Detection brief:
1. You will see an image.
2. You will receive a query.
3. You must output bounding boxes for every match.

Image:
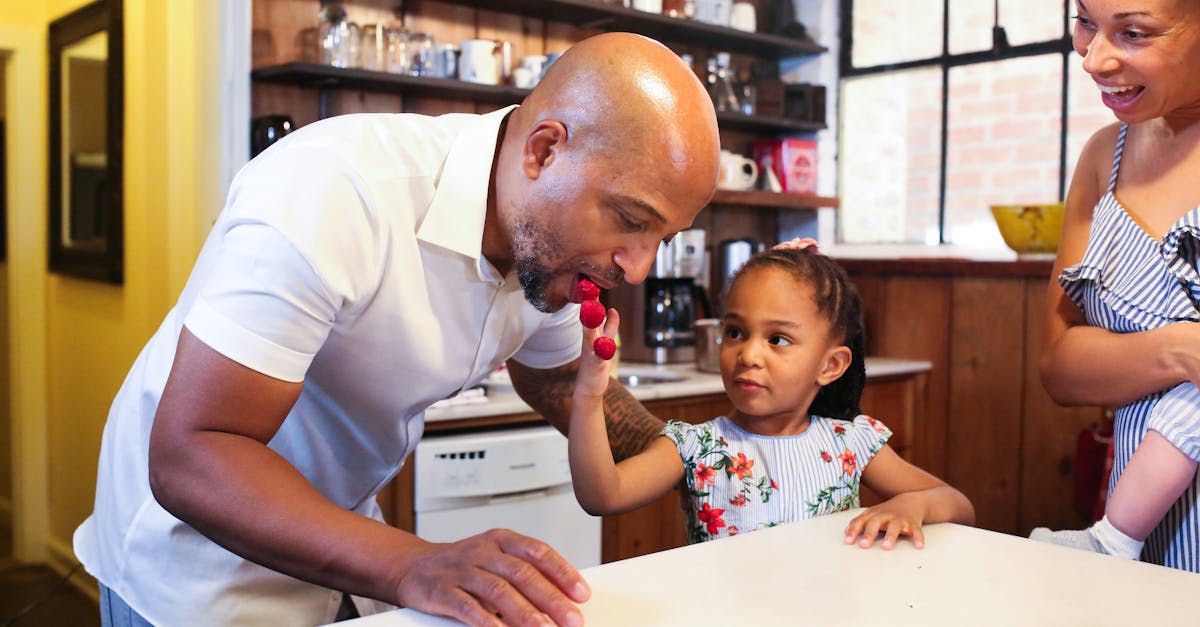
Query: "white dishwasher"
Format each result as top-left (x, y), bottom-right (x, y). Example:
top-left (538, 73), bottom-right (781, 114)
top-left (413, 425), bottom-right (602, 569)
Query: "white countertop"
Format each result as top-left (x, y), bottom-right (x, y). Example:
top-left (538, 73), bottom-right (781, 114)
top-left (426, 357), bottom-right (932, 423)
top-left (340, 508), bottom-right (1199, 626)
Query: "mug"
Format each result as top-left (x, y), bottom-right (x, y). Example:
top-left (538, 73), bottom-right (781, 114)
top-left (717, 150), bottom-right (759, 191)
top-left (730, 1), bottom-right (756, 32)
top-left (458, 39), bottom-right (511, 85)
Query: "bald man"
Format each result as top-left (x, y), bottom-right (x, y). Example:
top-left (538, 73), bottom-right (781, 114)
top-left (73, 33), bottom-right (719, 626)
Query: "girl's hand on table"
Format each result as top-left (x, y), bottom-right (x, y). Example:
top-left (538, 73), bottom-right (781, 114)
top-left (844, 493), bottom-right (929, 550)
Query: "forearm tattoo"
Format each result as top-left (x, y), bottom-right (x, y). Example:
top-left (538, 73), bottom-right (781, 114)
top-left (507, 359), bottom-right (664, 461)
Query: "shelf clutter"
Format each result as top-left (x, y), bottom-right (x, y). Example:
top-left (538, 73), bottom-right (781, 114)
top-left (251, 0), bottom-right (838, 211)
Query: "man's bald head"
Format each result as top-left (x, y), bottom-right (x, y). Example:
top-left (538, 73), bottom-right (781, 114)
top-left (486, 33), bottom-right (721, 312)
top-left (513, 32), bottom-right (719, 175)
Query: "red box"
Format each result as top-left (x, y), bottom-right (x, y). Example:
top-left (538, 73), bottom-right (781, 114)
top-left (752, 138), bottom-right (818, 195)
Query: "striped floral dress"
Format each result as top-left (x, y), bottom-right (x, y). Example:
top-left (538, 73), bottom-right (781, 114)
top-left (1059, 123), bottom-right (1200, 572)
top-left (662, 415), bottom-right (891, 544)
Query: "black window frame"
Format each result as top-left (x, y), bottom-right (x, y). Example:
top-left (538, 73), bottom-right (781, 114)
top-left (838, 0), bottom-right (1075, 244)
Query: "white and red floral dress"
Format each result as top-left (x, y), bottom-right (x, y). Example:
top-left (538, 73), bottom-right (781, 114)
top-left (662, 415), bottom-right (891, 544)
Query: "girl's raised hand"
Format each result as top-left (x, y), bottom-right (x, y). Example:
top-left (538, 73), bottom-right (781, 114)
top-left (843, 493), bottom-right (929, 550)
top-left (574, 307), bottom-right (620, 402)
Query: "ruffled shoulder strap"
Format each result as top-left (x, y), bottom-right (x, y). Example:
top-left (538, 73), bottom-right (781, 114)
top-left (1107, 123), bottom-right (1127, 195)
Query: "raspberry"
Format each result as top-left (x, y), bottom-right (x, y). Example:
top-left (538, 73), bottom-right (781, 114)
top-left (571, 278), bottom-right (601, 304)
top-left (593, 336), bottom-right (617, 360)
top-left (579, 300), bottom-right (607, 329)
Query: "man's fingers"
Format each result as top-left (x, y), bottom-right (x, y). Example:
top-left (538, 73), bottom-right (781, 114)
top-left (495, 531), bottom-right (590, 603)
top-left (481, 532), bottom-right (586, 626)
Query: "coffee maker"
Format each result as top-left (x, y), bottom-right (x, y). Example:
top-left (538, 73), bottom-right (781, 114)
top-left (609, 229), bottom-right (709, 364)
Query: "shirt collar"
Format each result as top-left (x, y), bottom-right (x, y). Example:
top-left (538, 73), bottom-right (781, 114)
top-left (417, 105), bottom-right (518, 283)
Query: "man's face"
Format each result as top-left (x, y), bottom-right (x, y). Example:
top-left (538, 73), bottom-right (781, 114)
top-left (512, 146), bottom-right (707, 313)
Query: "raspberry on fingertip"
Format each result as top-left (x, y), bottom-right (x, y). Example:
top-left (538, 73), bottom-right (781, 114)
top-left (593, 336), bottom-right (616, 360)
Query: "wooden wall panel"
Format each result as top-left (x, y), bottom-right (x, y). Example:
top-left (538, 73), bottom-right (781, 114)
top-left (947, 278), bottom-right (1026, 533)
top-left (877, 276), bottom-right (951, 478)
top-left (1019, 278), bottom-right (1104, 536)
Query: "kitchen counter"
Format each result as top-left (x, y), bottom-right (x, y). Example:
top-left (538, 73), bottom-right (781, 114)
top-left (426, 357), bottom-right (932, 423)
top-left (826, 243), bottom-right (1057, 279)
top-left (341, 508), bottom-right (1198, 626)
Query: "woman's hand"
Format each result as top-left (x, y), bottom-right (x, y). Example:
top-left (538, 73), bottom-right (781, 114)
top-left (844, 493), bottom-right (929, 550)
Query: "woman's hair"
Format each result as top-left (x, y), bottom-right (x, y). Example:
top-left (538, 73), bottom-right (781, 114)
top-left (729, 247), bottom-right (866, 420)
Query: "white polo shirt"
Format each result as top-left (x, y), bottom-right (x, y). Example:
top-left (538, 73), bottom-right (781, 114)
top-left (73, 106), bottom-right (581, 626)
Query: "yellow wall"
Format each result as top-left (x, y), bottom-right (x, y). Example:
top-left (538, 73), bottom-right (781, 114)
top-left (0, 59), bottom-right (9, 522)
top-left (2, 0), bottom-right (224, 568)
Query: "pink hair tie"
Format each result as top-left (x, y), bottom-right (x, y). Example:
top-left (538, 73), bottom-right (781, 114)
top-left (772, 237), bottom-right (819, 253)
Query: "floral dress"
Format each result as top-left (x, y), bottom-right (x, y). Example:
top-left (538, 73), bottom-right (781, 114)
top-left (1058, 123), bottom-right (1200, 572)
top-left (662, 415), bottom-right (891, 544)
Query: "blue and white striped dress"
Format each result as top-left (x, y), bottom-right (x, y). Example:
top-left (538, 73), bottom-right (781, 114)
top-left (1059, 123), bottom-right (1200, 572)
top-left (663, 415), bottom-right (891, 544)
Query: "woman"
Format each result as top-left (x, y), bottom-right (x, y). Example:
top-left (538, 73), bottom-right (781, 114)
top-left (1034, 0), bottom-right (1200, 572)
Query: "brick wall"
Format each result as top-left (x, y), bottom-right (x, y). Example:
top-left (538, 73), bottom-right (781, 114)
top-left (840, 3), bottom-right (1113, 246)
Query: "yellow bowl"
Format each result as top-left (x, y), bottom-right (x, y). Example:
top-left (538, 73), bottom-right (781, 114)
top-left (989, 203), bottom-right (1065, 254)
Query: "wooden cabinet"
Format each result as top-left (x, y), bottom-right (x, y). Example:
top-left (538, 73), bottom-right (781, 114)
top-left (844, 259), bottom-right (1107, 537)
top-left (384, 367), bottom-right (929, 564)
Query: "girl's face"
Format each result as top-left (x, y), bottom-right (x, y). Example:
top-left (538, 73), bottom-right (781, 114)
top-left (1072, 0), bottom-right (1200, 123)
top-left (719, 266), bottom-right (851, 435)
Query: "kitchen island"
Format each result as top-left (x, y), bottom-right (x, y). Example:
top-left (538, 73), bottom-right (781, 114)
top-left (341, 508), bottom-right (1198, 626)
top-left (381, 357), bottom-right (933, 563)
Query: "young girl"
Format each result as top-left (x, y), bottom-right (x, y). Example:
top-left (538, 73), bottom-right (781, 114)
top-left (569, 242), bottom-right (974, 548)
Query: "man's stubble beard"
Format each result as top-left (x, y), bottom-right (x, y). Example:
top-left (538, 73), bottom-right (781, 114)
top-left (511, 217), bottom-right (567, 313)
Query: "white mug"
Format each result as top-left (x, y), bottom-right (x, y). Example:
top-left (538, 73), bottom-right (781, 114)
top-left (730, 1), bottom-right (756, 32)
top-left (458, 39), bottom-right (501, 84)
top-left (519, 54), bottom-right (548, 78)
top-left (718, 150), bottom-right (759, 190)
top-left (720, 150), bottom-right (758, 188)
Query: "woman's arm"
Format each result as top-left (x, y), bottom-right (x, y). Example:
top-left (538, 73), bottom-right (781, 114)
top-left (1041, 123), bottom-right (1200, 406)
top-left (846, 445), bottom-right (974, 549)
top-left (567, 309), bottom-right (685, 515)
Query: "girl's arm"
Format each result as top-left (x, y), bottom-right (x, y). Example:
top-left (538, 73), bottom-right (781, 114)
top-left (1041, 123), bottom-right (1200, 407)
top-left (568, 309), bottom-right (685, 516)
top-left (846, 445), bottom-right (975, 550)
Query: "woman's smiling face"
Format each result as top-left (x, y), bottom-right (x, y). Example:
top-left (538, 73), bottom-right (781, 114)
top-left (1072, 0), bottom-right (1200, 123)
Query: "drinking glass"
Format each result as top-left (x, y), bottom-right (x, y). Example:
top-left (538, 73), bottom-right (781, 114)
top-left (405, 32), bottom-right (435, 77)
top-left (360, 24), bottom-right (396, 72)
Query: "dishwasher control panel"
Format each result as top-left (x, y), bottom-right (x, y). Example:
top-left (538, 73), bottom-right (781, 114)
top-left (414, 425), bottom-right (572, 510)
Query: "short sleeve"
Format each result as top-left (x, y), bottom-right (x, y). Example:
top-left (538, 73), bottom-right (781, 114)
top-left (509, 303), bottom-right (583, 369)
top-left (184, 224), bottom-right (338, 383)
top-left (662, 420), bottom-right (707, 461)
top-left (183, 143), bottom-right (384, 382)
top-left (848, 414), bottom-right (893, 467)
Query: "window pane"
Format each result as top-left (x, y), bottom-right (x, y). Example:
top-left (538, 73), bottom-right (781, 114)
top-left (840, 67), bottom-right (943, 244)
top-left (950, 0), bottom-right (1066, 54)
top-left (851, 0), bottom-right (943, 68)
top-left (1000, 0), bottom-right (1067, 46)
top-left (944, 55), bottom-right (1063, 248)
top-left (1065, 51), bottom-right (1116, 192)
top-left (948, 0), bottom-right (992, 55)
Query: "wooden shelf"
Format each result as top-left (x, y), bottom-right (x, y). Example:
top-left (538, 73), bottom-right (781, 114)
top-left (251, 62), bottom-right (532, 106)
top-left (251, 62), bottom-right (827, 133)
top-left (710, 189), bottom-right (839, 210)
top-left (446, 0), bottom-right (826, 59)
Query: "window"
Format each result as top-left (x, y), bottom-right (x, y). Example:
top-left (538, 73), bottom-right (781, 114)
top-left (838, 1), bottom-right (1112, 246)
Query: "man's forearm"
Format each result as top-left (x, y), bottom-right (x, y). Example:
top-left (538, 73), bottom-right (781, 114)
top-left (598, 383), bottom-right (664, 460)
top-left (506, 359), bottom-right (663, 460)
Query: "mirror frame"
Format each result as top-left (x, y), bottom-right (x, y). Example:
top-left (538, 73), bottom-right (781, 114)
top-left (48, 0), bottom-right (124, 283)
